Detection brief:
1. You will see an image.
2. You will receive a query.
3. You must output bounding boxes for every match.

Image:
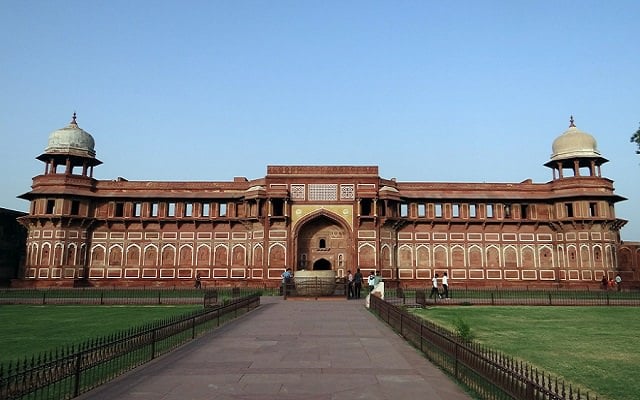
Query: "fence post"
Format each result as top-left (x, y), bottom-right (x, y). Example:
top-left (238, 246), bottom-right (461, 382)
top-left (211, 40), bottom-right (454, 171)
top-left (73, 350), bottom-right (82, 397)
top-left (151, 330), bottom-right (157, 360)
top-left (158, 291), bottom-right (161, 305)
top-left (42, 291), bottom-right (46, 305)
top-left (420, 322), bottom-right (424, 352)
top-left (192, 316), bottom-right (196, 339)
top-left (491, 292), bottom-right (495, 305)
top-left (548, 292), bottom-right (552, 305)
top-left (525, 381), bottom-right (535, 400)
top-left (100, 291), bottom-right (104, 305)
top-left (454, 343), bottom-right (459, 379)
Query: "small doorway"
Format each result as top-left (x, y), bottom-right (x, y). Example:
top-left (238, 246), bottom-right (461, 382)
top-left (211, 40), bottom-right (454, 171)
top-left (313, 258), bottom-right (331, 270)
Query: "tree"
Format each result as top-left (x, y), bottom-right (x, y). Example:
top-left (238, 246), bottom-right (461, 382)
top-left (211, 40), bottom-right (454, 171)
top-left (632, 123), bottom-right (640, 155)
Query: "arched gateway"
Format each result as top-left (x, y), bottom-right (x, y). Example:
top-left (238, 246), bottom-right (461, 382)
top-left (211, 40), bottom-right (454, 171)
top-left (294, 212), bottom-right (352, 276)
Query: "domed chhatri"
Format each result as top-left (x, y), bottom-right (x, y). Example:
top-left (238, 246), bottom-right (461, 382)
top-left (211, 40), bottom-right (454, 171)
top-left (550, 116), bottom-right (601, 162)
top-left (45, 113), bottom-right (96, 158)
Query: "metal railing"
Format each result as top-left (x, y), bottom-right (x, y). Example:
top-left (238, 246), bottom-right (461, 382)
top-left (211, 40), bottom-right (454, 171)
top-left (369, 295), bottom-right (597, 400)
top-left (0, 286), bottom-right (263, 306)
top-left (0, 294), bottom-right (260, 400)
top-left (382, 287), bottom-right (640, 307)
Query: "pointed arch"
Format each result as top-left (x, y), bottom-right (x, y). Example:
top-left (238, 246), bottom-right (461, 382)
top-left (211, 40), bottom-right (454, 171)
top-left (566, 245), bottom-right (578, 268)
top-left (232, 244), bottom-right (246, 266)
top-left (605, 244), bottom-right (615, 269)
top-left (179, 244), bottom-right (193, 266)
top-left (143, 244), bottom-right (158, 266)
top-left (539, 245), bottom-right (554, 268)
top-left (556, 245), bottom-right (565, 269)
top-left (416, 244), bottom-right (430, 268)
top-left (108, 244), bottom-right (123, 266)
top-left (380, 244), bottom-right (392, 267)
top-left (79, 243), bottom-right (87, 267)
top-left (90, 244), bottom-right (106, 266)
top-left (268, 243), bottom-right (286, 268)
top-left (521, 245), bottom-right (535, 269)
top-left (126, 244), bottom-right (141, 266)
top-left (468, 245), bottom-right (482, 267)
top-left (358, 242), bottom-right (376, 267)
top-left (29, 243), bottom-right (39, 266)
top-left (161, 244), bottom-right (176, 267)
top-left (294, 209), bottom-right (352, 270)
top-left (503, 245), bottom-right (518, 268)
top-left (451, 245), bottom-right (465, 267)
top-left (196, 244), bottom-right (211, 266)
top-left (397, 244), bottom-right (412, 267)
top-left (53, 243), bottom-right (64, 266)
top-left (293, 209), bottom-right (352, 238)
top-left (486, 245), bottom-right (500, 268)
top-left (66, 243), bottom-right (77, 266)
top-left (214, 244), bottom-right (229, 266)
top-left (253, 244), bottom-right (264, 268)
top-left (580, 244), bottom-right (591, 268)
top-left (434, 245), bottom-right (448, 268)
top-left (593, 245), bottom-right (603, 268)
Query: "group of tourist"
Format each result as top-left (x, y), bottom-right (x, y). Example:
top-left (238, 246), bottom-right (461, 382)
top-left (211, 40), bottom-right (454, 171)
top-left (346, 268), bottom-right (382, 299)
top-left (429, 272), bottom-right (449, 300)
top-left (601, 273), bottom-right (622, 291)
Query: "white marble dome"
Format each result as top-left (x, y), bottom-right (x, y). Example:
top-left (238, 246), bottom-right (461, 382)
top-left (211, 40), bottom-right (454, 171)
top-left (550, 117), bottom-right (601, 161)
top-left (45, 113), bottom-right (96, 158)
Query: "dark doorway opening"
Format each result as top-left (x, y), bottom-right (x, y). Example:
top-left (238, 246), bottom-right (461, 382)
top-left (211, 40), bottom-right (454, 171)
top-left (313, 258), bottom-right (331, 271)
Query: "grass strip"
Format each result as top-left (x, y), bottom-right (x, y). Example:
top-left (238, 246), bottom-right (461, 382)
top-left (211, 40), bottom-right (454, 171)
top-left (413, 306), bottom-right (639, 400)
top-left (0, 305), bottom-right (201, 363)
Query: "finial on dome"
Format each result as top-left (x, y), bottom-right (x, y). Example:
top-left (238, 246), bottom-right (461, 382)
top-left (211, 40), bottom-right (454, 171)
top-left (569, 115), bottom-right (575, 128)
top-left (71, 112), bottom-right (78, 125)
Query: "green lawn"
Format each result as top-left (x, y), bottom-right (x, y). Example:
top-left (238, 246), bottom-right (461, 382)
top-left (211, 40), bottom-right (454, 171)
top-left (0, 305), bottom-right (202, 363)
top-left (413, 306), bottom-right (639, 400)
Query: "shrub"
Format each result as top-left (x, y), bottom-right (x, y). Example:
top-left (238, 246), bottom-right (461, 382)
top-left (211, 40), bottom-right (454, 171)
top-left (454, 317), bottom-right (475, 343)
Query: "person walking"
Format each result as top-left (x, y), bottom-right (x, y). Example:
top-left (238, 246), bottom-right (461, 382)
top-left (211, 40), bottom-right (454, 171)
top-left (601, 275), bottom-right (608, 290)
top-left (353, 268), bottom-right (364, 299)
top-left (367, 271), bottom-right (376, 293)
top-left (429, 273), bottom-right (440, 300)
top-left (615, 273), bottom-right (622, 291)
top-left (347, 270), bottom-right (354, 299)
top-left (194, 272), bottom-right (202, 289)
top-left (442, 272), bottom-right (449, 299)
top-left (281, 268), bottom-right (293, 296)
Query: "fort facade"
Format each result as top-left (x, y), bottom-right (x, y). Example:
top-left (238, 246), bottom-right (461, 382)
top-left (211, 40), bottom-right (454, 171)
top-left (15, 115), bottom-right (640, 288)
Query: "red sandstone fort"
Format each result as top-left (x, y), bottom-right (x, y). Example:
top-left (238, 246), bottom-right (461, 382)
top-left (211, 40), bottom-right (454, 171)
top-left (13, 114), bottom-right (640, 288)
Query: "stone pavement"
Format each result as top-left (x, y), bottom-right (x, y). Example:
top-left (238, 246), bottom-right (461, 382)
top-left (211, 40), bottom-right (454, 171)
top-left (77, 296), bottom-right (472, 400)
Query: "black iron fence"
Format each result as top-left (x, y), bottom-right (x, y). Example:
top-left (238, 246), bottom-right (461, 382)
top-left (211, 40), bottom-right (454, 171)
top-left (0, 294), bottom-right (260, 400)
top-left (370, 295), bottom-right (596, 400)
top-left (0, 286), bottom-right (265, 306)
top-left (382, 286), bottom-right (640, 307)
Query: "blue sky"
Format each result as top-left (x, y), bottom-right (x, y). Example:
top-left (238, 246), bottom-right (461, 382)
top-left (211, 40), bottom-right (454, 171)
top-left (1, 1), bottom-right (639, 240)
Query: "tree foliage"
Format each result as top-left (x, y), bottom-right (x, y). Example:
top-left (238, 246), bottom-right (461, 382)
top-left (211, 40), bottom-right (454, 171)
top-left (632, 123), bottom-right (640, 155)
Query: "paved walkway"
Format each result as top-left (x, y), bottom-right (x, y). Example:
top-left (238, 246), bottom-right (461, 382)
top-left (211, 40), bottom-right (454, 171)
top-left (77, 296), bottom-right (472, 400)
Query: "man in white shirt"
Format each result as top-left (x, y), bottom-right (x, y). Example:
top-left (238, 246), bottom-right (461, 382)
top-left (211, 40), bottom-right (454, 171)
top-left (367, 272), bottom-right (376, 293)
top-left (429, 274), bottom-right (440, 300)
top-left (442, 272), bottom-right (449, 299)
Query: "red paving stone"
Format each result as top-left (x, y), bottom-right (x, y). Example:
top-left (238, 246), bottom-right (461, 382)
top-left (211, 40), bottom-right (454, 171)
top-left (77, 296), bottom-right (472, 400)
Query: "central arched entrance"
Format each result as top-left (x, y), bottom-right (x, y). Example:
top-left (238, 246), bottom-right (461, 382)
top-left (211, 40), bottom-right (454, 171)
top-left (294, 212), bottom-right (351, 276)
